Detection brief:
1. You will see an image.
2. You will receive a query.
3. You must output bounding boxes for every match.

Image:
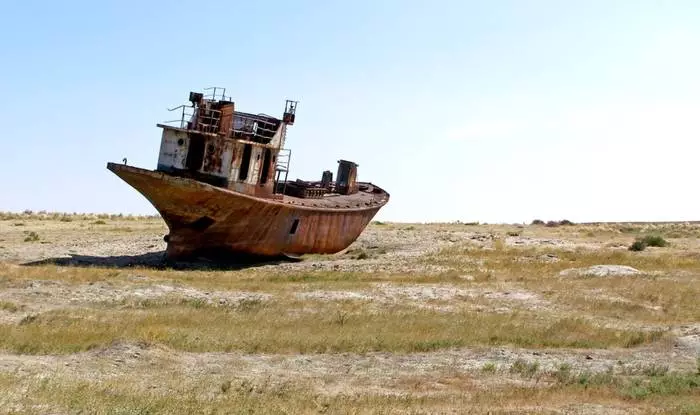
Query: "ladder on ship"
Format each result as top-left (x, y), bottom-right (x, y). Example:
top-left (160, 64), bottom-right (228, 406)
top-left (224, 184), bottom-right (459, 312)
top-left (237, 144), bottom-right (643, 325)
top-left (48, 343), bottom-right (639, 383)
top-left (273, 148), bottom-right (291, 195)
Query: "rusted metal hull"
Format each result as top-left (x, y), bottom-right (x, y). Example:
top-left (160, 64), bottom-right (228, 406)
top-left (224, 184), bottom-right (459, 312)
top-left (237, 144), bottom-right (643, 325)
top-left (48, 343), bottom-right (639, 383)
top-left (106, 163), bottom-right (388, 260)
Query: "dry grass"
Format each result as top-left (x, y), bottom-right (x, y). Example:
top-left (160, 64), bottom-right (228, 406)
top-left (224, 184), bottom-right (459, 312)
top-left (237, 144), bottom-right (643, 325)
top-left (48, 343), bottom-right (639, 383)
top-left (0, 297), bottom-right (665, 354)
top-left (422, 243), bottom-right (700, 326)
top-left (426, 243), bottom-right (700, 280)
top-left (0, 263), bottom-right (464, 294)
top-left (1, 218), bottom-right (699, 413)
top-left (0, 368), bottom-right (697, 414)
top-left (529, 274), bottom-right (700, 324)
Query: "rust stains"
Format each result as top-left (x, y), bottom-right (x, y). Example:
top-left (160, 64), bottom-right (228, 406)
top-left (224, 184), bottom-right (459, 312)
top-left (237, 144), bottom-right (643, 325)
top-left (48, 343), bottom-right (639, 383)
top-left (107, 163), bottom-right (388, 260)
top-left (202, 137), bottom-right (225, 175)
top-left (111, 88), bottom-right (389, 261)
top-left (336, 160), bottom-right (359, 195)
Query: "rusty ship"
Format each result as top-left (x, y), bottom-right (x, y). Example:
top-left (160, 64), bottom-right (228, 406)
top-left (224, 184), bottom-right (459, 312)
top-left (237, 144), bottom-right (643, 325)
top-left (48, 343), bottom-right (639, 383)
top-left (107, 87), bottom-right (389, 260)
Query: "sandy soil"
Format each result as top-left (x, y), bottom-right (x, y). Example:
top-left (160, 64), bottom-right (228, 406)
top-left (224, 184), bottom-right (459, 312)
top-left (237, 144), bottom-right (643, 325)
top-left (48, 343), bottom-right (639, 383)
top-left (0, 216), bottom-right (698, 414)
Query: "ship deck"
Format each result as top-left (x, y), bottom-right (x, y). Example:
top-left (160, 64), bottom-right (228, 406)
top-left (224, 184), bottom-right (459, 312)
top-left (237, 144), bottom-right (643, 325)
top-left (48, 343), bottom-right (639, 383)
top-left (106, 163), bottom-right (389, 212)
top-left (276, 184), bottom-right (388, 209)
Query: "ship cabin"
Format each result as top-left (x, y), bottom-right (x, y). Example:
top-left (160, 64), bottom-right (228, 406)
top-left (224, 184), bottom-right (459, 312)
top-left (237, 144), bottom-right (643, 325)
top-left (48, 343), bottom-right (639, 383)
top-left (155, 88), bottom-right (361, 201)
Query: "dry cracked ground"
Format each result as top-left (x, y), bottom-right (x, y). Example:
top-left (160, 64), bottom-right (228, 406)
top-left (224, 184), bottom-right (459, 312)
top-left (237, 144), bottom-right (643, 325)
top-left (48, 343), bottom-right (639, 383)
top-left (0, 212), bottom-right (698, 414)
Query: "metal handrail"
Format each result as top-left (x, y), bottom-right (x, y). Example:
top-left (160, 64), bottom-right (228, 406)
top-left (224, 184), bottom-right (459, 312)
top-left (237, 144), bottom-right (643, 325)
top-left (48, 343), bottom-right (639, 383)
top-left (164, 105), bottom-right (194, 128)
top-left (232, 126), bottom-right (278, 135)
top-left (203, 86), bottom-right (230, 102)
top-left (162, 96), bottom-right (283, 140)
top-left (193, 107), bottom-right (222, 133)
top-left (235, 113), bottom-right (277, 128)
top-left (273, 148), bottom-right (292, 195)
top-left (230, 113), bottom-right (279, 139)
top-left (162, 104), bottom-right (223, 133)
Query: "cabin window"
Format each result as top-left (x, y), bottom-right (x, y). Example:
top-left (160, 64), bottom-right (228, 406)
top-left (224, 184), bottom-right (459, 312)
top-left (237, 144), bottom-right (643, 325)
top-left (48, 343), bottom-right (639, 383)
top-left (289, 219), bottom-right (299, 235)
top-left (238, 144), bottom-right (252, 181)
top-left (260, 148), bottom-right (272, 184)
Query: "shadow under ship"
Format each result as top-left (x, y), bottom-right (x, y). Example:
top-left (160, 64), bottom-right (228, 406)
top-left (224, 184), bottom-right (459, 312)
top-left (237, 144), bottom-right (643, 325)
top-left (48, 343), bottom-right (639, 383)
top-left (107, 87), bottom-right (390, 260)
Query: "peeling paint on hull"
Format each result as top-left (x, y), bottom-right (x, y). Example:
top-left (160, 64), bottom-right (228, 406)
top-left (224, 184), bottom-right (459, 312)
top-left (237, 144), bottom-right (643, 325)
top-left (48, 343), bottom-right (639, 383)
top-left (106, 163), bottom-right (388, 259)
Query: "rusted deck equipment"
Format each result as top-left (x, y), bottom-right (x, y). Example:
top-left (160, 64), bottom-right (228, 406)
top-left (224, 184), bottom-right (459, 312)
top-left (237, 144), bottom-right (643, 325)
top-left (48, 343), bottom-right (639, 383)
top-left (107, 87), bottom-right (389, 260)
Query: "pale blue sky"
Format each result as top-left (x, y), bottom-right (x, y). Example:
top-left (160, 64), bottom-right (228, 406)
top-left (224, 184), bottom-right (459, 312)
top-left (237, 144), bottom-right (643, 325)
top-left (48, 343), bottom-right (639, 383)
top-left (1, 0), bottom-right (699, 223)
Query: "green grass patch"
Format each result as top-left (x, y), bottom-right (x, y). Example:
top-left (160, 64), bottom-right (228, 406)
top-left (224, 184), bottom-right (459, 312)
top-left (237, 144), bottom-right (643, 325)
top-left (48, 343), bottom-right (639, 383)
top-left (0, 301), bottom-right (21, 312)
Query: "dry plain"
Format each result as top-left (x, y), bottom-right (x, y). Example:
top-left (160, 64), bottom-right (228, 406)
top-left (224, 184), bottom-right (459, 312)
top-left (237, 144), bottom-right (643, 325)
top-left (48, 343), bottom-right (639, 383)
top-left (0, 212), bottom-right (698, 414)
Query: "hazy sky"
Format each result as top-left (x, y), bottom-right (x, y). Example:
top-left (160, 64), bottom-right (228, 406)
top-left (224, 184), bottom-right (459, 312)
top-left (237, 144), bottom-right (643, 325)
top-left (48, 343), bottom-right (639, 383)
top-left (1, 0), bottom-right (699, 223)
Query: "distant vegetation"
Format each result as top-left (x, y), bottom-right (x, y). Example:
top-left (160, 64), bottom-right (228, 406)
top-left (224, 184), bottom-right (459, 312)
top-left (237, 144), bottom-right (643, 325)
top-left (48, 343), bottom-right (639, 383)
top-left (0, 211), bottom-right (160, 221)
top-left (531, 219), bottom-right (575, 227)
top-left (629, 235), bottom-right (669, 252)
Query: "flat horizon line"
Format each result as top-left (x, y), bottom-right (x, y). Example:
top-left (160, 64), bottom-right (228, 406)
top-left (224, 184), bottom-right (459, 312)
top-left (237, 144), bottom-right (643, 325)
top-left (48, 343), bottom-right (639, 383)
top-left (1, 210), bottom-right (700, 226)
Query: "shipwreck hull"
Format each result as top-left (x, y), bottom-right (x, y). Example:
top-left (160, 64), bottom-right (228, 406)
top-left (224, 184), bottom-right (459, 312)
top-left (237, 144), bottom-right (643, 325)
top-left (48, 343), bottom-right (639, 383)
top-left (107, 163), bottom-right (387, 259)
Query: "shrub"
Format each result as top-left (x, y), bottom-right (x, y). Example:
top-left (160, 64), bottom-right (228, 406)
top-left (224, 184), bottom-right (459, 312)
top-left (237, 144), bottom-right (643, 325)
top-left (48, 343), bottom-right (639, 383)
top-left (552, 363), bottom-right (573, 384)
top-left (23, 231), bottom-right (39, 242)
top-left (640, 235), bottom-right (668, 248)
top-left (559, 219), bottom-right (575, 226)
top-left (629, 240), bottom-right (646, 251)
top-left (510, 358), bottom-right (540, 379)
top-left (346, 248), bottom-right (373, 260)
top-left (642, 364), bottom-right (669, 377)
top-left (629, 235), bottom-right (668, 252)
top-left (545, 221), bottom-right (560, 227)
top-left (531, 219), bottom-right (545, 225)
top-left (481, 362), bottom-right (497, 373)
top-left (220, 380), bottom-right (231, 393)
top-left (0, 301), bottom-right (20, 312)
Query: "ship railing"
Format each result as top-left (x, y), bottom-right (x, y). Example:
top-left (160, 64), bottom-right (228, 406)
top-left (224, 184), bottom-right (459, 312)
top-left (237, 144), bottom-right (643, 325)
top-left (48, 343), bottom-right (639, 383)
top-left (203, 86), bottom-right (231, 102)
top-left (235, 113), bottom-right (277, 131)
top-left (231, 113), bottom-right (278, 137)
top-left (275, 148), bottom-right (291, 171)
top-left (164, 105), bottom-right (194, 129)
top-left (164, 105), bottom-right (222, 133)
top-left (194, 107), bottom-right (222, 134)
top-left (273, 148), bottom-right (292, 195)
